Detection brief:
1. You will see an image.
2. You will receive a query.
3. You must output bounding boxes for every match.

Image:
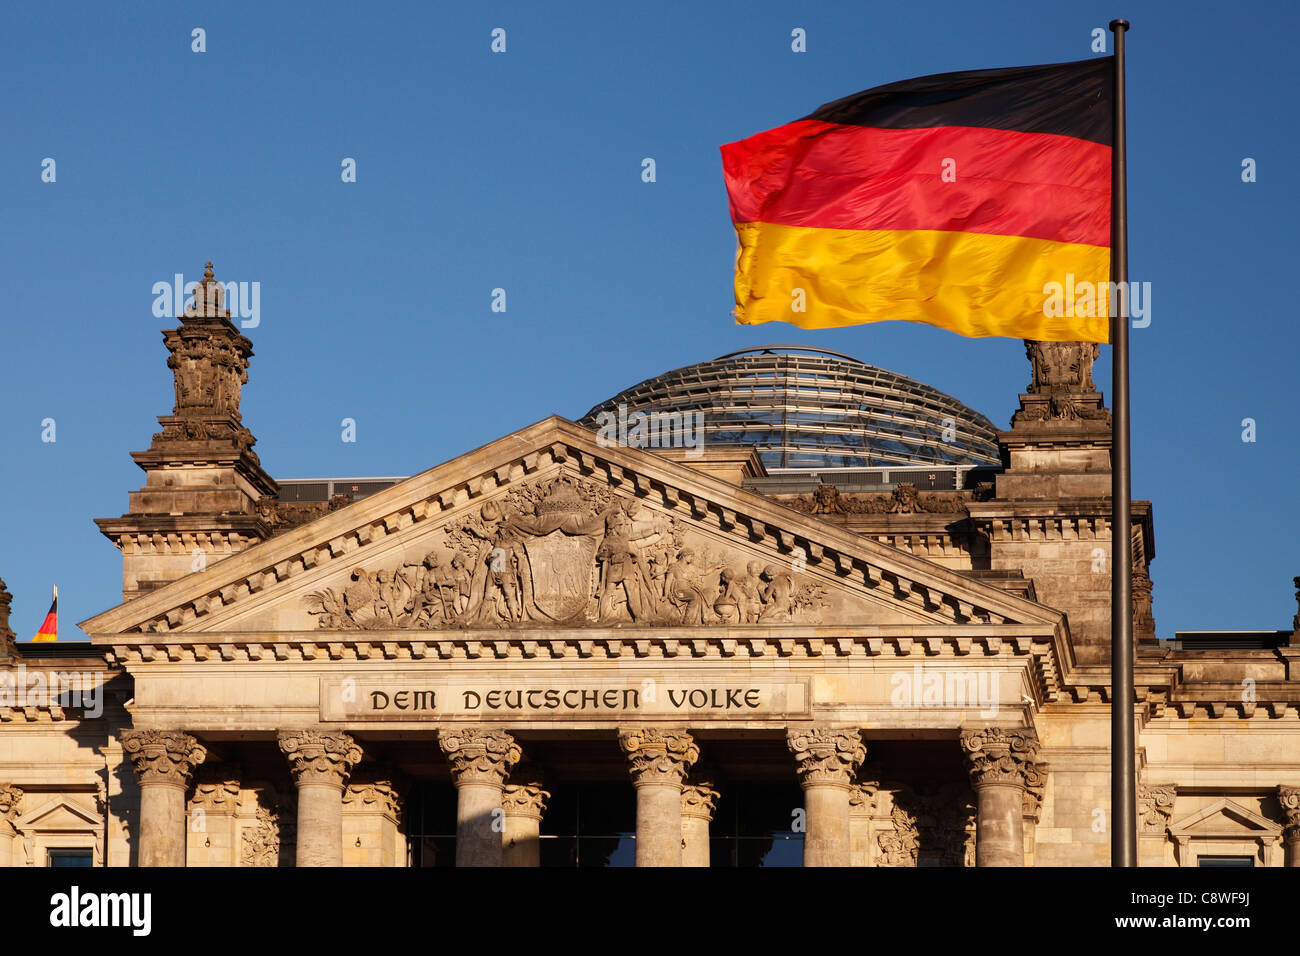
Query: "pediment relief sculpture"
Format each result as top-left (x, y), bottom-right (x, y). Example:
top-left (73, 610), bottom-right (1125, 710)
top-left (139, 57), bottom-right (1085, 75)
top-left (305, 476), bottom-right (829, 630)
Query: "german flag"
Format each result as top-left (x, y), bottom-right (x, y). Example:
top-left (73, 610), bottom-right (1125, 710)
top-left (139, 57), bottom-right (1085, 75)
top-left (721, 58), bottom-right (1113, 342)
top-left (31, 586), bottom-right (57, 643)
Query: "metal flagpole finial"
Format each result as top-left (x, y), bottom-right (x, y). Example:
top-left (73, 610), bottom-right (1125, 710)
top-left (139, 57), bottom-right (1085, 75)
top-left (1109, 18), bottom-right (1130, 31)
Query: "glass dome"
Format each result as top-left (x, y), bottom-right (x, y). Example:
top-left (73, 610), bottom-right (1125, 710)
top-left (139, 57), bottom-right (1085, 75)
top-left (578, 345), bottom-right (1001, 472)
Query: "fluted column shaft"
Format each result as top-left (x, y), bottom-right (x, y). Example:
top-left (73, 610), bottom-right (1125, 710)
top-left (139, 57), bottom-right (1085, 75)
top-left (121, 730), bottom-right (207, 867)
top-left (961, 727), bottom-right (1043, 868)
top-left (440, 728), bottom-right (521, 867)
top-left (787, 728), bottom-right (866, 867)
top-left (279, 730), bottom-right (362, 867)
top-left (619, 728), bottom-right (698, 867)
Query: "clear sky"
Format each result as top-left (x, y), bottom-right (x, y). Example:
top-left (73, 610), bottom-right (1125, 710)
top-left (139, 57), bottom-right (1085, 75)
top-left (2, 0), bottom-right (1296, 640)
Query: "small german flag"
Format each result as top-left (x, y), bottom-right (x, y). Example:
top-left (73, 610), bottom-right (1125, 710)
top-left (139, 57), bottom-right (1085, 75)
top-left (721, 58), bottom-right (1113, 342)
top-left (31, 586), bottom-right (57, 643)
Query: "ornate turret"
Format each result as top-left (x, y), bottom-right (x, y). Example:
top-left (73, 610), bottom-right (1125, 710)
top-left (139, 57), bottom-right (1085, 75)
top-left (96, 263), bottom-right (278, 601)
top-left (968, 339), bottom-right (1155, 666)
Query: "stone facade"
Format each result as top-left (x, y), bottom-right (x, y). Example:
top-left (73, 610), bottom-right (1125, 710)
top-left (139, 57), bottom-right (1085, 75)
top-left (2, 266), bottom-right (1298, 867)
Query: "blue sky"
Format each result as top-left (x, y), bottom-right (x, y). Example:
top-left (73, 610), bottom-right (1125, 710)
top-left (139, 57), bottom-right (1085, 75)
top-left (1, 0), bottom-right (1296, 639)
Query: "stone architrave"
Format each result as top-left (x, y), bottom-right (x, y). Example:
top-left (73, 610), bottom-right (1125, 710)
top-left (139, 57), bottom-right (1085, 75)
top-left (1277, 786), bottom-right (1300, 867)
top-left (278, 730), bottom-right (362, 867)
top-left (501, 766), bottom-right (550, 868)
top-left (787, 727), bottom-right (866, 867)
top-left (680, 772), bottom-right (721, 868)
top-left (618, 728), bottom-right (699, 867)
top-left (439, 727), bottom-right (521, 867)
top-left (0, 785), bottom-right (22, 868)
top-left (121, 730), bottom-right (207, 867)
top-left (960, 728), bottom-right (1042, 867)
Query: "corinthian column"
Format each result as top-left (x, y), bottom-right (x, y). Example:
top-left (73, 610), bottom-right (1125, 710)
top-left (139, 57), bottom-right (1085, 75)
top-left (502, 768), bottom-right (550, 868)
top-left (0, 785), bottom-right (22, 868)
top-left (680, 772), bottom-right (720, 867)
top-left (278, 730), bottom-right (362, 867)
top-left (787, 728), bottom-right (865, 867)
top-left (960, 727), bottom-right (1042, 867)
top-left (1278, 786), bottom-right (1300, 867)
top-left (439, 727), bottom-right (520, 867)
top-left (618, 728), bottom-right (698, 867)
top-left (121, 730), bottom-right (207, 867)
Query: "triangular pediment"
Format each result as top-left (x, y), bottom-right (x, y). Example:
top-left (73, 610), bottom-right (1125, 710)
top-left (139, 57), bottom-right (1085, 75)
top-left (1169, 799), bottom-right (1281, 838)
top-left (81, 417), bottom-right (1064, 639)
top-left (17, 796), bottom-right (102, 830)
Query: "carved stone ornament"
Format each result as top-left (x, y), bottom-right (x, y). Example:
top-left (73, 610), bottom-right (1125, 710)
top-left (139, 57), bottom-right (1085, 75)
top-left (1137, 783), bottom-right (1177, 834)
top-left (502, 783), bottom-right (551, 820)
top-left (1292, 576), bottom-right (1300, 638)
top-left (438, 728), bottom-right (521, 786)
top-left (879, 803), bottom-right (921, 866)
top-left (0, 785), bottom-right (23, 825)
top-left (681, 780), bottom-right (721, 821)
top-left (305, 475), bottom-right (829, 630)
top-left (1133, 569), bottom-right (1155, 639)
top-left (277, 730), bottom-right (362, 788)
top-left (618, 728), bottom-right (699, 786)
top-left (343, 778), bottom-right (403, 822)
top-left (787, 484), bottom-right (969, 517)
top-left (241, 784), bottom-right (294, 867)
top-left (786, 728), bottom-right (866, 788)
top-left (1026, 340), bottom-right (1099, 393)
top-left (121, 730), bottom-right (207, 788)
top-left (959, 728), bottom-right (1041, 789)
top-left (189, 768), bottom-right (241, 812)
top-left (1276, 786), bottom-right (1300, 838)
top-left (848, 781), bottom-right (880, 816)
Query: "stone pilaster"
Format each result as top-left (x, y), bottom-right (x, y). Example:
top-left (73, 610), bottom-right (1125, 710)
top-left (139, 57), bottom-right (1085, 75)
top-left (960, 727), bottom-right (1041, 867)
top-left (186, 767), bottom-right (241, 867)
top-left (439, 727), bottom-right (520, 867)
top-left (343, 769), bottom-right (404, 867)
top-left (1277, 786), bottom-right (1300, 867)
top-left (680, 772), bottom-right (720, 868)
top-left (848, 782), bottom-right (877, 867)
top-left (501, 766), bottom-right (549, 868)
top-left (0, 785), bottom-right (22, 867)
top-left (618, 728), bottom-right (698, 867)
top-left (787, 727), bottom-right (866, 867)
top-left (278, 730), bottom-right (362, 867)
top-left (121, 729), bottom-right (206, 867)
top-left (1137, 783), bottom-right (1177, 866)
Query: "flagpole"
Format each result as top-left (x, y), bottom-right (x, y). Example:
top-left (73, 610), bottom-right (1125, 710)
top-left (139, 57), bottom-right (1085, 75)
top-left (1108, 17), bottom-right (1136, 868)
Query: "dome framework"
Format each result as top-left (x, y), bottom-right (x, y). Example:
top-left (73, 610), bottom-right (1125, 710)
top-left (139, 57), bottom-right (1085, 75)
top-left (578, 345), bottom-right (1001, 473)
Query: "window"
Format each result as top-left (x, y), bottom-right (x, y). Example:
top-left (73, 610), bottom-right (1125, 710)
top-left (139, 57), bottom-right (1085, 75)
top-left (47, 849), bottom-right (93, 868)
top-left (1197, 855), bottom-right (1254, 867)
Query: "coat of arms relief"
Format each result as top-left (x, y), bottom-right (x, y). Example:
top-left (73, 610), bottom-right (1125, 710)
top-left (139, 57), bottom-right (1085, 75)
top-left (305, 476), bottom-right (828, 630)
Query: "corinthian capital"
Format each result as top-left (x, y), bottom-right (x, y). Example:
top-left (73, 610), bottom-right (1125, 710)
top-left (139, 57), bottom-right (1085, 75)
top-left (502, 783), bottom-right (551, 820)
top-left (618, 728), bottom-right (698, 787)
top-left (1277, 786), bottom-right (1300, 839)
top-left (1138, 784), bottom-right (1177, 834)
top-left (439, 728), bottom-right (521, 787)
top-left (278, 730), bottom-right (362, 789)
top-left (786, 727), bottom-right (866, 788)
top-left (960, 727), bottom-right (1041, 790)
top-left (681, 776), bottom-right (721, 821)
top-left (121, 730), bottom-right (207, 788)
top-left (0, 785), bottom-right (22, 826)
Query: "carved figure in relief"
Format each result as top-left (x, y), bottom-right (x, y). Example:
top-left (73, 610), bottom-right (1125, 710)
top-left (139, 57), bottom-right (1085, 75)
top-left (759, 565), bottom-right (795, 622)
top-left (737, 561), bottom-right (764, 624)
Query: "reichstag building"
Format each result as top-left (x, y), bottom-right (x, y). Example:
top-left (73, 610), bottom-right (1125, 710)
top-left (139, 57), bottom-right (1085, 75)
top-left (1, 264), bottom-right (1297, 867)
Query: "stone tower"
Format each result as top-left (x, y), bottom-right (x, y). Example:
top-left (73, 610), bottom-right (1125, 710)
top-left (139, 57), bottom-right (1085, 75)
top-left (969, 340), bottom-right (1155, 667)
top-left (96, 263), bottom-right (278, 601)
